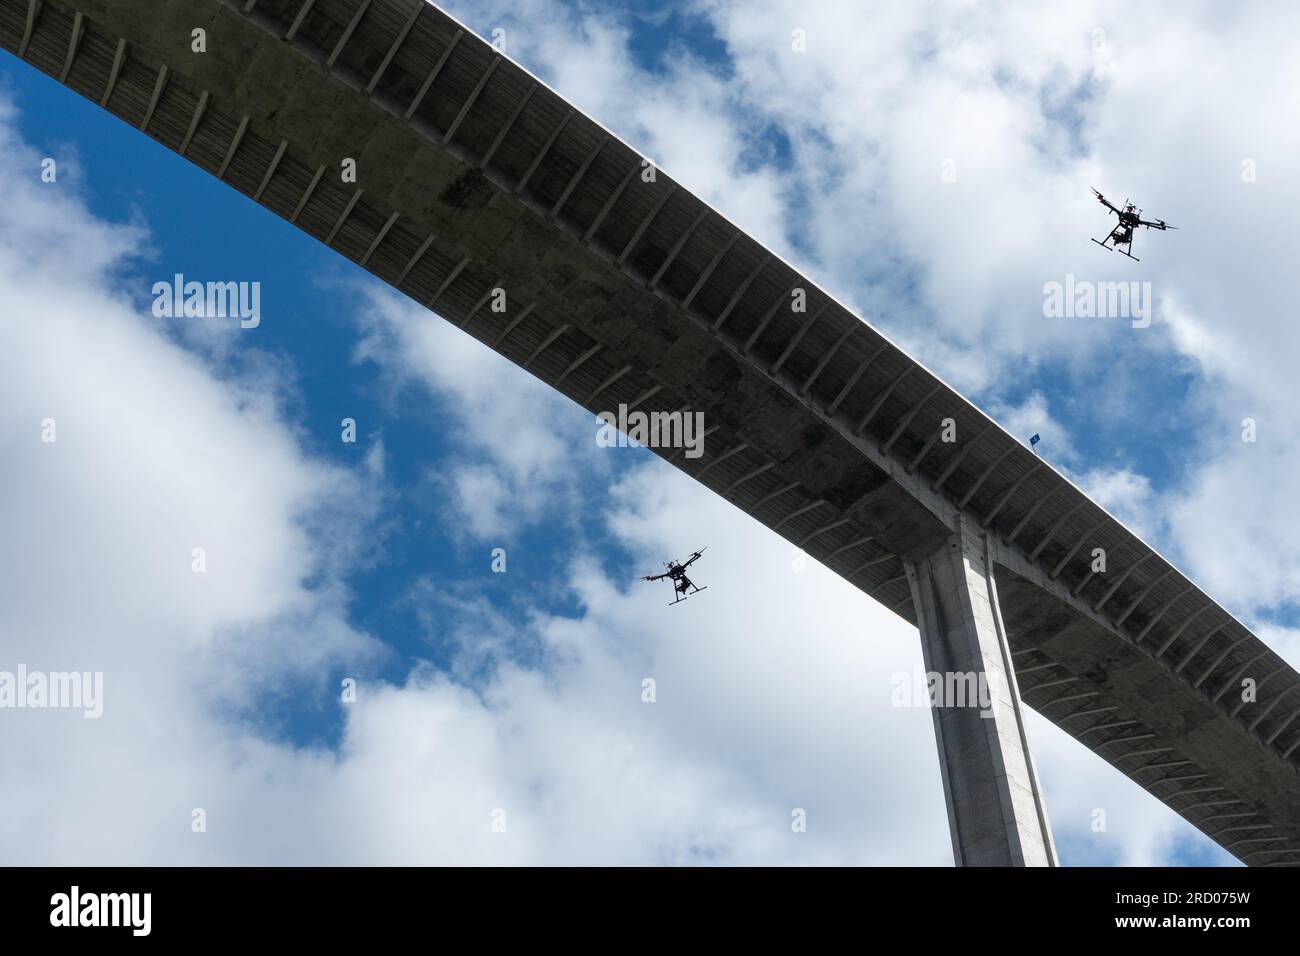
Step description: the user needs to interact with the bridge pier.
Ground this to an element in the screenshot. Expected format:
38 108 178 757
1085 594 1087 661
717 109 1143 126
905 516 1058 867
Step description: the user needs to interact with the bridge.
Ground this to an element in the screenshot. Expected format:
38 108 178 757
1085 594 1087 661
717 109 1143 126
5 0 1297 865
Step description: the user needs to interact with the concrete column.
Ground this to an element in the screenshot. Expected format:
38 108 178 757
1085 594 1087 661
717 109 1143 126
905 515 1058 867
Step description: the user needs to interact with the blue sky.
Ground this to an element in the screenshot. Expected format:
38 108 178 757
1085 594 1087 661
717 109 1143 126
2 0 1298 866
3 56 642 748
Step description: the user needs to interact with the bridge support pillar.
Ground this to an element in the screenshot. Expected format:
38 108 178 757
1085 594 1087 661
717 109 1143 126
905 515 1058 867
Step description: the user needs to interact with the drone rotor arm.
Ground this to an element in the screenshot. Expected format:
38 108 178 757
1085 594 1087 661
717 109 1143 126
1092 188 1120 214
681 547 707 567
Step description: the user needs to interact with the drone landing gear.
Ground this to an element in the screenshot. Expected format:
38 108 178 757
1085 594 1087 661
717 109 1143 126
669 585 706 606
1091 237 1140 261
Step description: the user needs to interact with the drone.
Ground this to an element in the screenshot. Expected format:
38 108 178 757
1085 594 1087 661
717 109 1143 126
639 548 708 606
1091 188 1177 261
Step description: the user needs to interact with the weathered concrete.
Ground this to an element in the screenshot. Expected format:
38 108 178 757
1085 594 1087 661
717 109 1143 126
3 0 1298 865
907 517 1057 866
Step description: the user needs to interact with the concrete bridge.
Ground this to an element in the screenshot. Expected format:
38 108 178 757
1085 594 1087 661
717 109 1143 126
4 0 1297 865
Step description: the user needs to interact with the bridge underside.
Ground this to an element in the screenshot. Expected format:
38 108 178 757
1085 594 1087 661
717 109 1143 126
4 0 1298 864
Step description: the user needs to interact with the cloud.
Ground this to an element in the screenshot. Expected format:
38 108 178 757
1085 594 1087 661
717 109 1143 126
990 391 1074 460
1072 466 1158 541
0 93 383 861
303 462 956 865
353 283 613 542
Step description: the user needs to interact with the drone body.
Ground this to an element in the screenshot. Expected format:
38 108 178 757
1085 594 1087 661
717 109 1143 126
640 548 708 606
1091 187 1177 261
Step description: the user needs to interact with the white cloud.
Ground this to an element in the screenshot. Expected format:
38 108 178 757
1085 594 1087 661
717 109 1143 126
0 94 382 861
990 391 1074 461
1072 466 1158 542
354 284 613 542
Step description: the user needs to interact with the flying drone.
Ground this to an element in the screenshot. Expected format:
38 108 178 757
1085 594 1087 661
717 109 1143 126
1091 187 1177 261
639 548 708 606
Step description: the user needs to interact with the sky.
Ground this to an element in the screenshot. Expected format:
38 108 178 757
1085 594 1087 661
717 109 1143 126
1 0 1298 866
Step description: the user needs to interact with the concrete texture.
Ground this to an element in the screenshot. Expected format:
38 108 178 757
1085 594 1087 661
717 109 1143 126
907 517 1057 866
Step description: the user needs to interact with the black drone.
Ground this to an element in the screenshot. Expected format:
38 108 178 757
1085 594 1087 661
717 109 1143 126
1091 187 1177 261
640 548 708 606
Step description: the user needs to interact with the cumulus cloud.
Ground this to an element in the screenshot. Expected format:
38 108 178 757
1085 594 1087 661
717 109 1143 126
0 92 384 860
354 283 613 542
1072 466 1158 542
